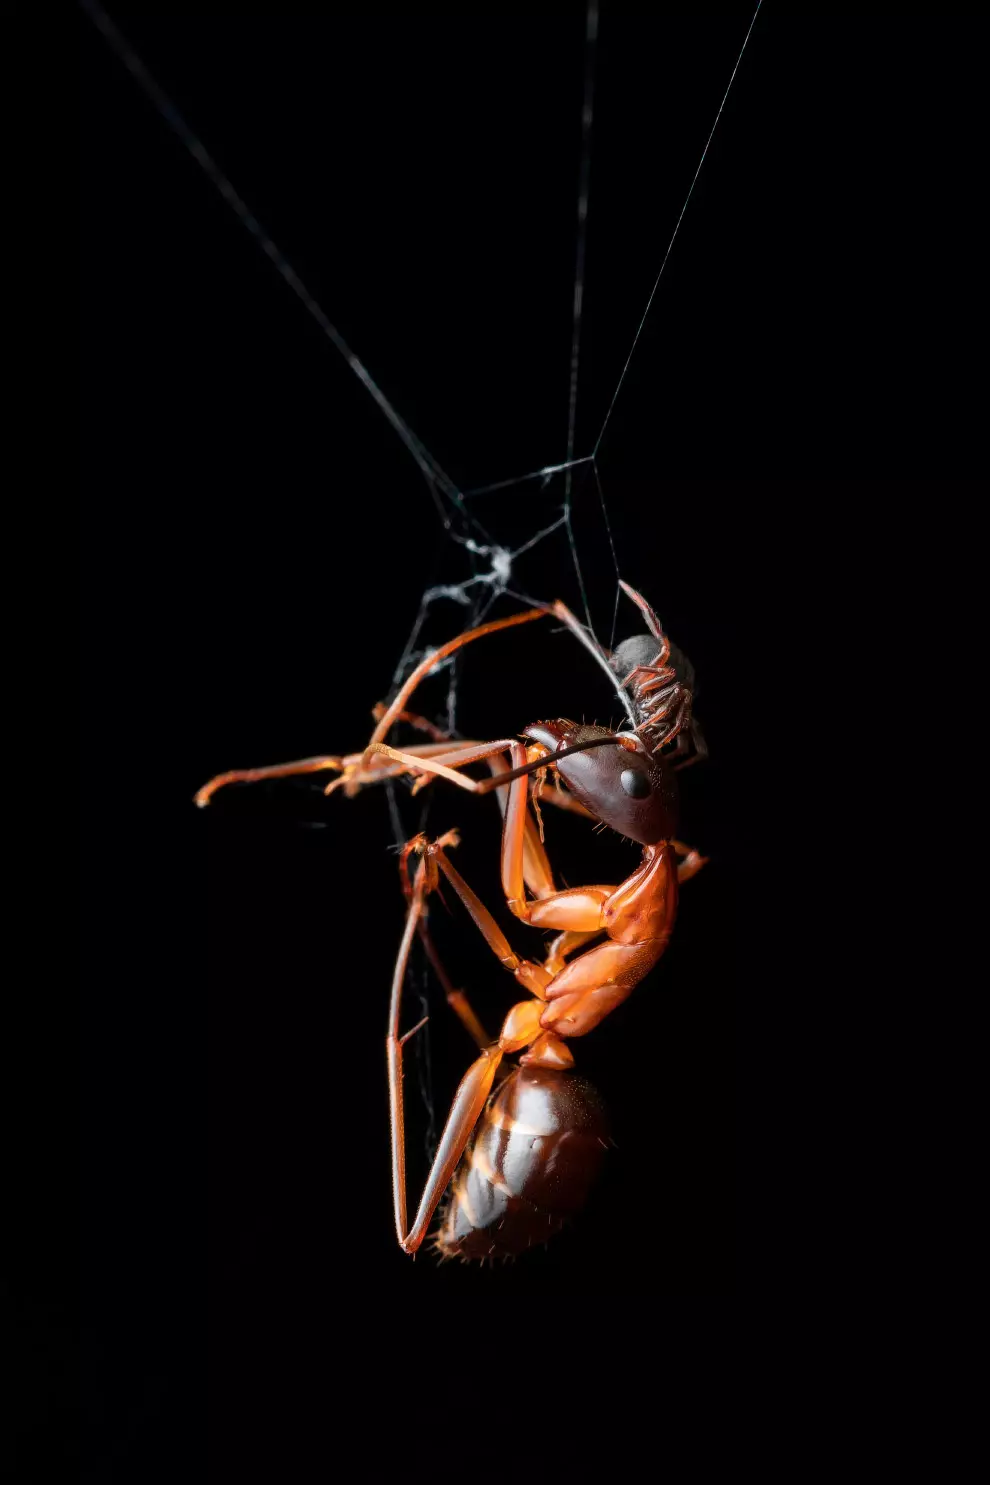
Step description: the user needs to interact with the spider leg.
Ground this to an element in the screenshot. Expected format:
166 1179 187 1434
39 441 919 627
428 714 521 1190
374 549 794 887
640 688 694 750
669 718 709 771
618 580 672 668
550 598 638 728
629 667 678 697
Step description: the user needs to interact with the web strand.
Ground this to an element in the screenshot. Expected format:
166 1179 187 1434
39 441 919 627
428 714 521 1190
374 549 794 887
593 0 764 457
560 1 601 642
564 1 599 497
80 0 468 529
87 5 753 1178
564 497 595 636
592 459 623 651
463 456 592 499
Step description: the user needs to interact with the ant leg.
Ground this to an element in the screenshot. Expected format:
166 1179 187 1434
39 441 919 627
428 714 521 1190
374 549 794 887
413 918 491 1050
368 744 557 902
540 847 679 1038
671 839 709 884
194 753 345 807
327 740 494 798
365 607 548 762
423 826 602 1063
369 703 449 741
194 739 478 807
388 856 547 1254
368 739 579 903
196 736 513 806
397 835 491 1051
521 777 596 823
501 742 615 931
381 742 558 904
543 930 601 977
497 741 692 1040
366 739 517 794
387 858 504 1253
426 841 553 1002
485 752 557 899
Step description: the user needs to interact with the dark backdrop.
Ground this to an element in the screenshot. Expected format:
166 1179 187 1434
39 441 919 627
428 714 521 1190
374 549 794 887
78 2 979 1478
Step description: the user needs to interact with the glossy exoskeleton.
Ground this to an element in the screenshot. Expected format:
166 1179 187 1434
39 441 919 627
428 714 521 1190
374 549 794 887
196 584 707 1260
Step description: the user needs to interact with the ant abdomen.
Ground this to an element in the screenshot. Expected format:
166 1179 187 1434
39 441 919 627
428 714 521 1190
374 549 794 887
435 1065 609 1261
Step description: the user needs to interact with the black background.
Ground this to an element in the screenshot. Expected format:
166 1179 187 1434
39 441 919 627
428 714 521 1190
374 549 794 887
76 2 979 1478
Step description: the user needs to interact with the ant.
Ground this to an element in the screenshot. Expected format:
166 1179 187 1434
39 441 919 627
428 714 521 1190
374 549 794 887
196 581 707 1260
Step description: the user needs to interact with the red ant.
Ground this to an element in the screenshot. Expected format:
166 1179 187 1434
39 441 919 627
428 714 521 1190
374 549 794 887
196 582 707 1260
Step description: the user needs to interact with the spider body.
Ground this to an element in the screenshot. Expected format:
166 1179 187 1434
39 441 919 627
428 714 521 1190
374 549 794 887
610 632 696 723
605 584 707 766
196 586 707 1258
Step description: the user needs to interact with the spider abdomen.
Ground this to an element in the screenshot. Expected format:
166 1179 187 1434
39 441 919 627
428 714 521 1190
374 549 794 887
435 1064 608 1260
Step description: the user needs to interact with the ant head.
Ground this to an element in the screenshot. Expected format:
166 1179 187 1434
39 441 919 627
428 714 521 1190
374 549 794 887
522 720 677 846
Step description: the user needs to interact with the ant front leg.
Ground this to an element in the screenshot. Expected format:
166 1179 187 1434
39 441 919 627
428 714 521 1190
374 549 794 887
671 839 709 884
194 739 474 807
500 742 616 933
496 743 685 1039
543 930 602 977
194 753 347 806
196 604 550 808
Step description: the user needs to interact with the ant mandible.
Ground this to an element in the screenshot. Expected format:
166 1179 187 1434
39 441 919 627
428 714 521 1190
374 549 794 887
196 581 708 1260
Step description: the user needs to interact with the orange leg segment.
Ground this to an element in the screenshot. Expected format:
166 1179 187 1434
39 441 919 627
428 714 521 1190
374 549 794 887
672 838 709 883
396 831 493 1051
429 845 552 1001
387 844 556 1254
364 606 548 764
499 740 615 931
388 853 504 1253
194 753 346 808
194 739 483 808
543 929 602 977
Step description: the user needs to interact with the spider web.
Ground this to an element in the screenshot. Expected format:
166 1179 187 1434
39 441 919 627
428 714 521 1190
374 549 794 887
83 0 761 1162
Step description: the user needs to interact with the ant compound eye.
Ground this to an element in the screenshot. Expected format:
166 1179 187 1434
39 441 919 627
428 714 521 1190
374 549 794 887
620 767 651 799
